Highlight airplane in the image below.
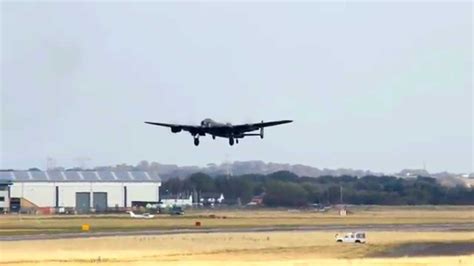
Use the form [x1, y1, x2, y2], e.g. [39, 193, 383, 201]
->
[145, 118, 293, 146]
[127, 211, 155, 219]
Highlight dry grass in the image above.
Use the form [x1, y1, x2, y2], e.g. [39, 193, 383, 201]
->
[3, 257, 474, 266]
[1, 207, 473, 265]
[1, 231, 473, 265]
[1, 207, 473, 235]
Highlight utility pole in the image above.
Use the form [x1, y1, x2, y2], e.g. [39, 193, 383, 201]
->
[339, 185, 343, 204]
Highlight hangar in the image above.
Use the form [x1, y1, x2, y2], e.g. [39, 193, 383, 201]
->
[0, 170, 161, 213]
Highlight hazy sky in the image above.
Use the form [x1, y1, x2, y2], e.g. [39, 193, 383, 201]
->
[1, 2, 472, 173]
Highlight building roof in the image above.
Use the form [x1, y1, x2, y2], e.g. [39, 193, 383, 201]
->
[0, 170, 161, 183]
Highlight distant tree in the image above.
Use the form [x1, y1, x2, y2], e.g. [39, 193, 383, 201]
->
[337, 175, 357, 183]
[136, 160, 150, 171]
[115, 163, 133, 171]
[156, 170, 474, 206]
[188, 172, 216, 192]
[315, 175, 336, 184]
[214, 176, 254, 203]
[327, 185, 341, 204]
[94, 166, 113, 171]
[266, 171, 299, 182]
[301, 183, 322, 204]
[162, 177, 185, 195]
[149, 162, 160, 172]
[66, 167, 83, 171]
[264, 181, 308, 207]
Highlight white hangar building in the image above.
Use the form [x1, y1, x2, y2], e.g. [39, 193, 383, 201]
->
[0, 170, 161, 213]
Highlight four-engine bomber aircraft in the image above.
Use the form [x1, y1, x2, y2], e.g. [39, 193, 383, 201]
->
[145, 118, 293, 146]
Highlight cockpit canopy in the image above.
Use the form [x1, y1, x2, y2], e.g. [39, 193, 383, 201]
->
[201, 118, 231, 127]
[201, 118, 214, 127]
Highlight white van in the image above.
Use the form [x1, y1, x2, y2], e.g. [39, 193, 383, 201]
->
[335, 232, 366, 244]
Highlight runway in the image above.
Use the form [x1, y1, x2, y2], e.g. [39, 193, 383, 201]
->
[2, 222, 473, 241]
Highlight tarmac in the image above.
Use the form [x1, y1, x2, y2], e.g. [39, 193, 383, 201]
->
[372, 241, 474, 257]
[1, 223, 473, 241]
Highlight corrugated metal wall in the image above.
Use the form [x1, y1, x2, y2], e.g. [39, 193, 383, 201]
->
[9, 182, 160, 208]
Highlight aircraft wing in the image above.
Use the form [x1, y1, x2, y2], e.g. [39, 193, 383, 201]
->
[233, 120, 293, 132]
[144, 121, 202, 133]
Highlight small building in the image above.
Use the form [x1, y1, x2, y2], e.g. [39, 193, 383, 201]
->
[247, 194, 265, 206]
[336, 205, 348, 216]
[339, 208, 347, 216]
[0, 170, 161, 213]
[200, 193, 224, 206]
[160, 194, 193, 207]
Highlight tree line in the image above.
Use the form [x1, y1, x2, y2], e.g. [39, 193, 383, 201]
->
[161, 171, 474, 206]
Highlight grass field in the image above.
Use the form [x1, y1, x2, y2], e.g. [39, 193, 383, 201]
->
[0, 231, 473, 266]
[1, 206, 473, 235]
[1, 207, 473, 265]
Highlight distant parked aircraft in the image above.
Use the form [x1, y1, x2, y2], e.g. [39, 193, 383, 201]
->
[128, 211, 155, 219]
[145, 118, 293, 146]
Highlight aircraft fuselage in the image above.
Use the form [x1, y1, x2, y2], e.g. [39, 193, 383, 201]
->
[145, 118, 292, 146]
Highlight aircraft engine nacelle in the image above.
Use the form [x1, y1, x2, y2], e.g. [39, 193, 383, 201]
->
[171, 127, 182, 133]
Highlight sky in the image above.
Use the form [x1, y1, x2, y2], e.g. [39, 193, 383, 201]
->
[1, 2, 472, 173]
